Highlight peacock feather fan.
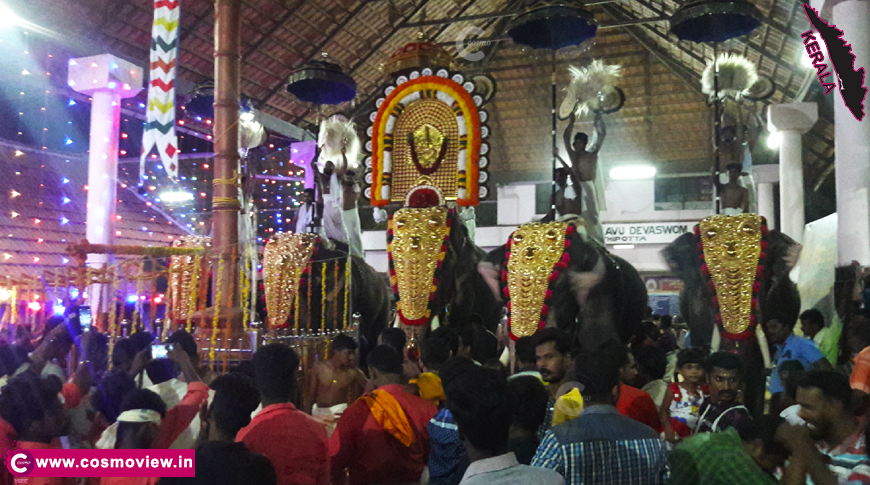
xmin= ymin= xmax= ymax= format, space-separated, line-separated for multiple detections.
xmin=701 ymin=53 xmax=758 ymax=100
xmin=317 ymin=114 xmax=361 ymax=170
xmin=561 ymin=59 xmax=622 ymax=118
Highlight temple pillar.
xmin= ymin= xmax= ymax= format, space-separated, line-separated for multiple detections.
xmin=68 ymin=55 xmax=143 ymax=318
xmin=752 ymin=164 xmax=779 ymax=230
xmin=768 ymin=102 xmax=817 ymax=245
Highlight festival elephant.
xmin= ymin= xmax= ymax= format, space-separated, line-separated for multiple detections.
xmin=483 ymin=220 xmax=648 ymax=351
xmin=662 ymin=214 xmax=801 ymax=417
xmin=262 ymin=234 xmax=390 ymax=347
xmin=388 ymin=206 xmax=504 ymax=337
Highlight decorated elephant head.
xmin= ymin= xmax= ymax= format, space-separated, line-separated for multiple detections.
xmin=663 ymin=214 xmax=801 ymax=416
xmin=387 ymin=206 xmax=502 ymax=336
xmin=262 ymin=233 xmax=389 ymax=346
xmin=486 ymin=220 xmax=648 ymax=352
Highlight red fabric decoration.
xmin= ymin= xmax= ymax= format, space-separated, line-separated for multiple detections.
xmin=407 ymin=188 xmax=442 ymax=208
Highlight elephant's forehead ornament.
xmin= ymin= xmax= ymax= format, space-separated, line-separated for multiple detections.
xmin=503 ymin=222 xmax=574 ymax=339
xmin=696 ymin=214 xmax=769 ymax=340
xmin=169 ymin=236 xmax=212 ymax=322
xmin=262 ymin=233 xmax=320 ymax=328
xmin=388 ymin=207 xmax=452 ymax=326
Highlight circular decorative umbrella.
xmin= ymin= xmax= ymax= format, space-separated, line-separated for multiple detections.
xmin=507 ymin=2 xmax=597 ymax=50
xmin=670 ymin=0 xmax=762 ymax=43
xmin=506 ymin=1 xmax=599 ymax=215
xmin=286 ymin=54 xmax=357 ymax=105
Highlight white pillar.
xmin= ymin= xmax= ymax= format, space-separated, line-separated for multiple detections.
xmin=758 ymin=183 xmax=776 ymax=230
xmin=68 ymin=55 xmax=142 ymax=313
xmin=831 ymin=0 xmax=870 ymax=265
xmin=768 ymin=103 xmax=818 ymax=244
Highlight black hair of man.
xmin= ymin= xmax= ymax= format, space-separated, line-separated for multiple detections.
xmin=93 ymin=369 xmax=137 ymax=423
xmin=230 ymin=359 xmax=257 ymax=382
xmin=800 ymin=309 xmax=825 ymax=329
xmin=677 ymin=347 xmax=708 ymax=368
xmin=0 ymin=372 xmax=64 ymax=435
xmin=457 ymin=325 xmax=475 ymax=354
xmin=735 ymin=414 xmax=790 ymax=459
xmin=145 ymin=358 xmax=176 ymax=385
xmin=253 ymin=344 xmax=300 ymax=403
xmin=129 ymin=331 xmax=156 ymax=353
xmin=210 ymin=373 xmax=261 ymax=438
xmin=303 ymin=188 xmax=315 ymax=197
xmin=705 ymin=351 xmax=743 ymax=376
xmin=634 ymin=344 xmax=668 ymax=381
xmin=514 ymin=337 xmax=537 ymax=366
xmin=332 ymin=334 xmax=358 ymax=352
xmin=111 ymin=338 xmax=136 ymax=368
xmin=573 ymin=349 xmax=620 ymax=402
xmin=726 ymin=162 xmax=742 ymax=172
xmin=779 ymin=360 xmax=806 ymax=400
xmin=116 ymin=388 xmax=168 ymax=449
xmin=660 ymin=315 xmax=673 ymax=329
xmin=378 ymin=328 xmax=406 ymax=354
xmin=421 ymin=338 xmax=451 ymax=371
xmin=447 ymin=367 xmax=511 ymax=456
xmin=533 ymin=327 xmax=572 ymax=356
xmin=797 ymin=370 xmax=852 ymax=406
xmin=602 ymin=340 xmax=631 ymax=367
xmin=507 ymin=375 xmax=548 ymax=433
xmin=430 ymin=326 xmax=460 ymax=356
xmin=438 ymin=356 xmax=478 ymax=394
xmin=166 ymin=329 xmax=198 ymax=358
xmin=367 ymin=344 xmax=403 ymax=375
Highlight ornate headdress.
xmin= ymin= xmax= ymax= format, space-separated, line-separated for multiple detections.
xmin=502 ymin=222 xmax=575 ymax=339
xmin=695 ymin=214 xmax=769 ymax=340
xmin=168 ymin=236 xmax=211 ymax=322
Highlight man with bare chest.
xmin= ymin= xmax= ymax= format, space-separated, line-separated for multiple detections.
xmin=305 ymin=335 xmax=367 ymax=434
xmin=340 ymin=169 xmax=364 ymax=258
xmin=719 ymin=163 xmax=749 ymax=215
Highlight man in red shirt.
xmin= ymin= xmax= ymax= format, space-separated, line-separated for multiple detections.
xmin=237 ymin=344 xmax=329 ymax=485
xmin=611 ymin=342 xmax=662 ymax=432
xmin=330 ymin=345 xmax=438 ymax=484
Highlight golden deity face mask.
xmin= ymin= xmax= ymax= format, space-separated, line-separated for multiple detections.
xmin=411 ymin=124 xmax=446 ymax=169
xmin=507 ymin=222 xmax=567 ymax=338
xmin=699 ymin=214 xmax=762 ymax=336
xmin=390 ymin=207 xmax=449 ymax=323
xmin=262 ymin=233 xmax=318 ymax=328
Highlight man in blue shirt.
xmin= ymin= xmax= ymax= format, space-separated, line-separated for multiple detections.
xmin=428 ymin=357 xmax=479 ymax=485
xmin=764 ymin=312 xmax=831 ymax=415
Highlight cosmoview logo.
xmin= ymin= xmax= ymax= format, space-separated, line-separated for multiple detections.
xmin=455 ymin=26 xmax=492 ymax=62
xmin=6 ymin=450 xmax=35 ymax=477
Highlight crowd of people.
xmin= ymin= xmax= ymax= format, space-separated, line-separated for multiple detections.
xmin=5 ymin=305 xmax=870 ymax=484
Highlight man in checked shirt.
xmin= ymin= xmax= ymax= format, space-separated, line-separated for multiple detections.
xmin=532 ymin=345 xmax=669 ymax=485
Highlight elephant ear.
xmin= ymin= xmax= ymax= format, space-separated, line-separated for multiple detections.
xmin=662 ymin=232 xmax=703 ymax=280
xmin=764 ymin=230 xmax=802 ymax=279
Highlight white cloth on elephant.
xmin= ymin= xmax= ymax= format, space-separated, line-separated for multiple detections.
xmin=722 ymin=207 xmax=745 ymax=216
xmin=342 ymin=206 xmax=364 ymax=258
xmin=322 ymin=173 xmax=346 ymax=242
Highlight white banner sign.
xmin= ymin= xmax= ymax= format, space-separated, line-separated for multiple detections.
xmin=603 ymin=222 xmax=691 ymax=245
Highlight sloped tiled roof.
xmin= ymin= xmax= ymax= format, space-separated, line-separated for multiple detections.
xmin=0 ymin=146 xmax=189 ymax=278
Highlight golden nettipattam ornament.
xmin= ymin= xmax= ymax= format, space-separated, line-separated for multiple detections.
xmin=698 ymin=214 xmax=765 ymax=338
xmin=388 ymin=207 xmax=451 ymax=325
xmin=263 ymin=233 xmax=319 ymax=328
xmin=169 ymin=236 xmax=212 ymax=322
xmin=505 ymin=222 xmax=570 ymax=338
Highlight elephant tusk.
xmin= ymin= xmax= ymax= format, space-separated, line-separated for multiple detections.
xmin=756 ymin=325 xmax=771 ymax=368
xmin=431 ymin=315 xmax=440 ymax=332
xmin=711 ymin=326 xmax=721 ymax=351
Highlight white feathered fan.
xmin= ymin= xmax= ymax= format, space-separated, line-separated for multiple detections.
xmin=701 ymin=53 xmax=758 ymax=101
xmin=560 ymin=59 xmax=622 ymax=118
xmin=317 ymin=114 xmax=361 ymax=170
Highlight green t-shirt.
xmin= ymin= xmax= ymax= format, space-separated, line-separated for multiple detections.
xmin=669 ymin=428 xmax=777 ymax=485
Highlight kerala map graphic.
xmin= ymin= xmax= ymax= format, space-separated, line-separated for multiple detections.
xmin=803 ymin=3 xmax=867 ymax=121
